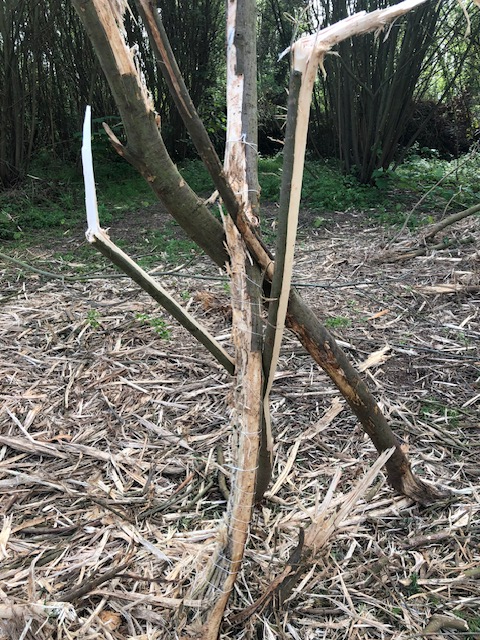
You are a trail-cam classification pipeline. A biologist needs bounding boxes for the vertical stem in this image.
[197,1,264,637]
[261,36,322,499]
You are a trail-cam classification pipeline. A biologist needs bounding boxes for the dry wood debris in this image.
[1,214,479,638]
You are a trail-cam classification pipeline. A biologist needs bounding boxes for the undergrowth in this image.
[1,149,479,243]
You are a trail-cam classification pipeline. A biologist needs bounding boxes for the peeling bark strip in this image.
[188,216,262,639]
[73,0,446,524]
[262,21,329,484]
[178,2,264,636]
[224,0,259,224]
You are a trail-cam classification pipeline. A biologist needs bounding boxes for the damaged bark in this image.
[72,0,446,524]
[286,289,446,502]
[181,1,264,636]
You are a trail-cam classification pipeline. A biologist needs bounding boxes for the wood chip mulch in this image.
[1,214,479,639]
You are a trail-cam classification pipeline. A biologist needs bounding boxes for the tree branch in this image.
[72,0,446,507]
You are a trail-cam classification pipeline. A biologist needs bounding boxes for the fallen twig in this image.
[59,556,134,602]
[421,613,469,634]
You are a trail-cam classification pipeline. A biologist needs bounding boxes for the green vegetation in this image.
[86,308,101,328]
[257,155,391,211]
[396,149,480,209]
[419,399,465,428]
[456,611,480,637]
[135,313,171,339]
[0,156,153,241]
[178,161,214,194]
[141,230,199,267]
[467,617,480,635]
[405,572,420,596]
[325,316,351,329]
[1,150,479,246]
[303,160,390,211]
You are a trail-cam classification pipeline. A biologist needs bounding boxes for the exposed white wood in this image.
[224,0,256,224]
[263,0,431,484]
[82,107,100,239]
[281,0,429,65]
[80,107,235,375]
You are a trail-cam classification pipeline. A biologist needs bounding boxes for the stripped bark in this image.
[184,2,264,636]
[135,0,271,502]
[72,0,446,530]
[185,215,262,639]
[81,108,234,376]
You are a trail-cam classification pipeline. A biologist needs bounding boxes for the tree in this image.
[307,0,441,182]
[73,0,449,634]
[0,0,118,187]
[395,4,480,162]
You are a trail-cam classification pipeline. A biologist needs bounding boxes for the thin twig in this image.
[60,556,134,602]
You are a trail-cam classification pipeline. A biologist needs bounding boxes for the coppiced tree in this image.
[0,0,40,186]
[309,0,441,182]
[396,4,480,162]
[0,0,115,187]
[308,0,479,182]
[73,0,454,634]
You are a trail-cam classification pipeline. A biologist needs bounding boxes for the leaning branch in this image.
[81,107,235,376]
[376,202,480,263]
[423,203,480,241]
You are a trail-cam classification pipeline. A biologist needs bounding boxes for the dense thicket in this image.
[316,0,443,182]
[0,0,478,188]
[257,0,479,182]
[0,0,116,187]
[0,0,223,187]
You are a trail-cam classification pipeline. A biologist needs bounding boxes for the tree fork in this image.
[72,0,446,505]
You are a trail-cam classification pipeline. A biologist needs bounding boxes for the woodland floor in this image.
[0,203,479,639]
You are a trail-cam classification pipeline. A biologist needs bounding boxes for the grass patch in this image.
[396,150,480,210]
[258,156,389,211]
[86,309,102,329]
[178,160,214,194]
[419,399,464,429]
[455,611,480,637]
[2,149,479,244]
[325,316,351,329]
[135,313,172,339]
[142,228,200,267]
[302,160,390,211]
[0,156,156,241]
